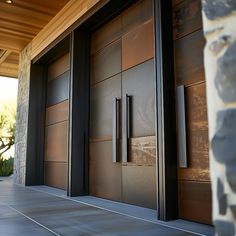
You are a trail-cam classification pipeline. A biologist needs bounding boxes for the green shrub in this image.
[0,157,14,176]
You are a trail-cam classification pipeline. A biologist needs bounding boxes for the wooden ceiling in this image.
[0,0,70,78]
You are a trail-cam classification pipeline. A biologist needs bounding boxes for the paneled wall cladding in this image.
[202,0,236,234]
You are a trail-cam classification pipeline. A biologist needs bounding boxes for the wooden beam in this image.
[0,50,11,64]
[31,0,106,59]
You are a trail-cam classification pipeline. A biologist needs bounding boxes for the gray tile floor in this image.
[0,178,214,236]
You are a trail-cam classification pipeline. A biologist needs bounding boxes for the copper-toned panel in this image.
[128,136,156,166]
[48,53,70,81]
[45,100,69,126]
[173,0,202,40]
[178,83,209,181]
[174,29,205,86]
[90,74,121,140]
[89,141,122,201]
[122,19,154,71]
[44,121,68,162]
[122,165,156,209]
[122,0,153,35]
[44,162,68,190]
[178,181,212,224]
[91,40,121,85]
[91,15,122,54]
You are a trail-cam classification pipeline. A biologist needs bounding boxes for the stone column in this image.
[201,1,236,235]
[14,43,32,185]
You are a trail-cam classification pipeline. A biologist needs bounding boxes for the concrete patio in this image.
[0,178,214,236]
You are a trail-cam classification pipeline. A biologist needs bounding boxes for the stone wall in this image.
[201,1,236,234]
[13,43,32,185]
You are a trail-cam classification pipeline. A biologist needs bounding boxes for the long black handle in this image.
[112,98,120,162]
[177,85,187,168]
[123,94,131,163]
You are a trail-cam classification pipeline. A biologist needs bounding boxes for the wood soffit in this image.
[0,0,70,78]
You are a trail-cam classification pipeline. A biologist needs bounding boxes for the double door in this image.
[89,0,156,209]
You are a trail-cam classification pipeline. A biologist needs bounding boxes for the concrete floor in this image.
[0,178,214,236]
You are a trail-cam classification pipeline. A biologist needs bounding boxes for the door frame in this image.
[25,0,178,221]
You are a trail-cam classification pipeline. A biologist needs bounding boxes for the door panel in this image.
[122,165,156,209]
[90,74,121,140]
[91,40,121,85]
[89,141,122,201]
[122,20,154,71]
[122,59,155,137]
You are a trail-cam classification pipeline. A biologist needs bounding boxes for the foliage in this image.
[0,157,14,176]
[0,104,16,159]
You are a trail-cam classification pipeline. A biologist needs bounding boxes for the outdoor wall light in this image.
[5,0,13,4]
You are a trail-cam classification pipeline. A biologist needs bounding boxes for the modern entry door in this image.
[89,0,156,209]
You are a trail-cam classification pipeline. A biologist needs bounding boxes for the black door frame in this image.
[25,0,177,221]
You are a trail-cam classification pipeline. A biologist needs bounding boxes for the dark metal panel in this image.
[178,180,212,224]
[89,141,122,201]
[90,74,121,140]
[25,64,47,186]
[154,0,178,220]
[122,19,154,71]
[44,161,68,190]
[68,30,90,196]
[44,121,68,162]
[45,100,69,126]
[122,59,155,137]
[91,39,121,85]
[46,70,70,107]
[177,85,187,168]
[122,165,156,209]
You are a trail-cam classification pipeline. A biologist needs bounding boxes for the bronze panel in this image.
[122,165,156,209]
[128,136,156,166]
[44,121,68,162]
[122,0,153,35]
[173,0,202,40]
[89,141,122,201]
[178,83,209,181]
[90,74,121,140]
[178,181,212,224]
[48,53,70,81]
[91,40,121,85]
[122,59,155,137]
[44,161,68,190]
[45,100,69,126]
[91,15,122,54]
[174,29,205,86]
[122,19,154,71]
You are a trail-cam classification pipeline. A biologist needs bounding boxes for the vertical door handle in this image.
[123,94,131,163]
[112,98,120,162]
[177,85,187,168]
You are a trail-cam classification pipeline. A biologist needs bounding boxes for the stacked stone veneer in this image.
[202,1,236,235]
[14,43,32,185]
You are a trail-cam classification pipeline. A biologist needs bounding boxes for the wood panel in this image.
[122,59,155,137]
[172,0,184,7]
[89,141,122,201]
[128,136,156,166]
[45,100,69,126]
[173,0,202,40]
[44,121,68,162]
[122,19,154,71]
[91,40,121,85]
[48,53,70,81]
[178,83,209,181]
[174,29,205,86]
[44,162,68,190]
[178,181,212,224]
[90,74,121,140]
[46,71,70,106]
[122,165,156,209]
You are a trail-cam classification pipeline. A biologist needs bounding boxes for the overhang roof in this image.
[0,0,70,78]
